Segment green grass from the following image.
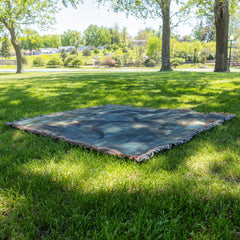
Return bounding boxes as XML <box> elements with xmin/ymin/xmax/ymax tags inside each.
<box><xmin>0</xmin><ymin>71</ymin><xmax>239</xmax><ymax>239</ymax></box>
<box><xmin>0</xmin><ymin>65</ymin><xmax>17</xmax><ymax>69</ymax></box>
<box><xmin>176</xmin><ymin>63</ymin><xmax>215</xmax><ymax>69</ymax></box>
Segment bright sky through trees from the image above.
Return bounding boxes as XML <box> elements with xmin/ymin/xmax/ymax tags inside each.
<box><xmin>40</xmin><ymin>1</ymin><xmax>195</xmax><ymax>37</ymax></box>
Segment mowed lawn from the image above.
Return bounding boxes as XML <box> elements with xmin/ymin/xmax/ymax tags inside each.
<box><xmin>0</xmin><ymin>71</ymin><xmax>239</xmax><ymax>239</ymax></box>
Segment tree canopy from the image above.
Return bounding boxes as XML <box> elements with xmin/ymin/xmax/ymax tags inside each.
<box><xmin>0</xmin><ymin>0</ymin><xmax>59</xmax><ymax>30</ymax></box>
<box><xmin>84</xmin><ymin>25</ymin><xmax>111</xmax><ymax>47</ymax></box>
<box><xmin>0</xmin><ymin>0</ymin><xmax>83</xmax><ymax>73</ymax></box>
<box><xmin>61</xmin><ymin>30</ymin><xmax>83</xmax><ymax>49</ymax></box>
<box><xmin>0</xmin><ymin>36</ymin><xmax>11</xmax><ymax>59</ymax></box>
<box><xmin>229</xmin><ymin>5</ymin><xmax>240</xmax><ymax>40</ymax></box>
<box><xmin>96</xmin><ymin>0</ymin><xmax>184</xmax><ymax>71</ymax></box>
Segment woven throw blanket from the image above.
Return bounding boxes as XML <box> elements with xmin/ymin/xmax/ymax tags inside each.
<box><xmin>5</xmin><ymin>105</ymin><xmax>235</xmax><ymax>162</ymax></box>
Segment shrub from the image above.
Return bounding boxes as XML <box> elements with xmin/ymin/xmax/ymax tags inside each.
<box><xmin>193</xmin><ymin>54</ymin><xmax>199</xmax><ymax>63</ymax></box>
<box><xmin>64</xmin><ymin>56</ymin><xmax>75</xmax><ymax>66</ymax></box>
<box><xmin>147</xmin><ymin>36</ymin><xmax>161</xmax><ymax>62</ymax></box>
<box><xmin>33</xmin><ymin>56</ymin><xmax>45</xmax><ymax>67</ymax></box>
<box><xmin>71</xmin><ymin>57</ymin><xmax>83</xmax><ymax>67</ymax></box>
<box><xmin>82</xmin><ymin>49</ymin><xmax>91</xmax><ymax>57</ymax></box>
<box><xmin>22</xmin><ymin>56</ymin><xmax>28</xmax><ymax>65</ymax></box>
<box><xmin>144</xmin><ymin>58</ymin><xmax>156</xmax><ymax>67</ymax></box>
<box><xmin>123</xmin><ymin>53</ymin><xmax>130</xmax><ymax>67</ymax></box>
<box><xmin>120</xmin><ymin>43</ymin><xmax>126</xmax><ymax>48</ymax></box>
<box><xmin>208</xmin><ymin>54</ymin><xmax>215</xmax><ymax>60</ymax></box>
<box><xmin>170</xmin><ymin>58</ymin><xmax>185</xmax><ymax>65</ymax></box>
<box><xmin>126</xmin><ymin>60</ymin><xmax>134</xmax><ymax>67</ymax></box>
<box><xmin>173</xmin><ymin>50</ymin><xmax>187</xmax><ymax>59</ymax></box>
<box><xmin>60</xmin><ymin>49</ymin><xmax>68</xmax><ymax>60</ymax></box>
<box><xmin>112</xmin><ymin>55</ymin><xmax>123</xmax><ymax>67</ymax></box>
<box><xmin>193</xmin><ymin>49</ymin><xmax>199</xmax><ymax>63</ymax></box>
<box><xmin>200</xmin><ymin>56</ymin><xmax>207</xmax><ymax>64</ymax></box>
<box><xmin>64</xmin><ymin>56</ymin><xmax>83</xmax><ymax>67</ymax></box>
<box><xmin>94</xmin><ymin>48</ymin><xmax>99</xmax><ymax>54</ymax></box>
<box><xmin>171</xmin><ymin>62</ymin><xmax>180</xmax><ymax>68</ymax></box>
<box><xmin>112</xmin><ymin>44</ymin><xmax>119</xmax><ymax>51</ymax></box>
<box><xmin>133</xmin><ymin>58</ymin><xmax>143</xmax><ymax>67</ymax></box>
<box><xmin>102</xmin><ymin>57</ymin><xmax>116</xmax><ymax>67</ymax></box>
<box><xmin>103</xmin><ymin>49</ymin><xmax>108</xmax><ymax>55</ymax></box>
<box><xmin>232</xmin><ymin>48</ymin><xmax>240</xmax><ymax>62</ymax></box>
<box><xmin>122</xmin><ymin>47</ymin><xmax>128</xmax><ymax>53</ymax></box>
<box><xmin>106</xmin><ymin>45</ymin><xmax>112</xmax><ymax>51</ymax></box>
<box><xmin>70</xmin><ymin>48</ymin><xmax>78</xmax><ymax>55</ymax></box>
<box><xmin>114</xmin><ymin>49</ymin><xmax>124</xmax><ymax>55</ymax></box>
<box><xmin>129</xmin><ymin>43</ymin><xmax>134</xmax><ymax>50</ymax></box>
<box><xmin>47</xmin><ymin>57</ymin><xmax>62</xmax><ymax>68</ymax></box>
<box><xmin>94</xmin><ymin>58</ymin><xmax>101</xmax><ymax>66</ymax></box>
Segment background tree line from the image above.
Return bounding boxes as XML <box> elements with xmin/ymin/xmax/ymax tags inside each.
<box><xmin>15</xmin><ymin>25</ymin><xmax>130</xmax><ymax>51</ymax></box>
<box><xmin>0</xmin><ymin>0</ymin><xmax>239</xmax><ymax>73</ymax></box>
<box><xmin>1</xmin><ymin>25</ymin><xmax>240</xmax><ymax>68</ymax></box>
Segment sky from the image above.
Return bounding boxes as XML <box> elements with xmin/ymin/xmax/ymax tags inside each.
<box><xmin>40</xmin><ymin>1</ymin><xmax>195</xmax><ymax>37</ymax></box>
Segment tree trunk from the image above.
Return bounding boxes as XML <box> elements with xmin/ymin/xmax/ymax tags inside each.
<box><xmin>160</xmin><ymin>0</ymin><xmax>172</xmax><ymax>71</ymax></box>
<box><xmin>9</xmin><ymin>27</ymin><xmax>24</xmax><ymax>73</ymax></box>
<box><xmin>214</xmin><ymin>0</ymin><xmax>229</xmax><ymax>72</ymax></box>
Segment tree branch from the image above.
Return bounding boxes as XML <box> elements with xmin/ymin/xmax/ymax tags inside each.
<box><xmin>0</xmin><ymin>17</ymin><xmax>11</xmax><ymax>30</ymax></box>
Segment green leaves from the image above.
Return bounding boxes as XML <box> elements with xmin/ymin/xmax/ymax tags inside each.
<box><xmin>0</xmin><ymin>36</ymin><xmax>11</xmax><ymax>58</ymax></box>
<box><xmin>0</xmin><ymin>0</ymin><xmax>60</xmax><ymax>31</ymax></box>
<box><xmin>84</xmin><ymin>25</ymin><xmax>111</xmax><ymax>47</ymax></box>
<box><xmin>61</xmin><ymin>30</ymin><xmax>83</xmax><ymax>48</ymax></box>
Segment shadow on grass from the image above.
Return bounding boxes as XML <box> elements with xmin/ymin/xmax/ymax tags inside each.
<box><xmin>1</xmin><ymin>71</ymin><xmax>239</xmax><ymax>162</ymax></box>
<box><xmin>1</xmin><ymin>72</ymin><xmax>238</xmax><ymax>115</ymax></box>
<box><xmin>1</xmin><ymin>129</ymin><xmax>240</xmax><ymax>239</ymax></box>
<box><xmin>1</xmin><ymin>71</ymin><xmax>239</xmax><ymax>169</ymax></box>
<box><xmin>1</xmin><ymin>143</ymin><xmax>240</xmax><ymax>239</ymax></box>
<box><xmin>0</xmin><ymin>71</ymin><xmax>240</xmax><ymax>239</ymax></box>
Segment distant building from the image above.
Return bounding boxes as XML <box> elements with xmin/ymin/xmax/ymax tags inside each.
<box><xmin>58</xmin><ymin>46</ymin><xmax>75</xmax><ymax>53</ymax></box>
<box><xmin>97</xmin><ymin>46</ymin><xmax>106</xmax><ymax>50</ymax></box>
<box><xmin>132</xmin><ymin>40</ymin><xmax>147</xmax><ymax>47</ymax></box>
<box><xmin>39</xmin><ymin>48</ymin><xmax>58</xmax><ymax>54</ymax></box>
<box><xmin>24</xmin><ymin>50</ymin><xmax>41</xmax><ymax>55</ymax></box>
<box><xmin>78</xmin><ymin>45</ymin><xmax>89</xmax><ymax>52</ymax></box>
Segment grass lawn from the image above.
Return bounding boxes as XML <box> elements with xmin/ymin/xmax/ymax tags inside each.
<box><xmin>0</xmin><ymin>71</ymin><xmax>239</xmax><ymax>239</ymax></box>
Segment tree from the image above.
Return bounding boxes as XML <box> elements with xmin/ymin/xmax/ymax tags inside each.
<box><xmin>61</xmin><ymin>30</ymin><xmax>83</xmax><ymax>49</ymax></box>
<box><xmin>214</xmin><ymin>0</ymin><xmax>229</xmax><ymax>71</ymax></box>
<box><xmin>109</xmin><ymin>24</ymin><xmax>121</xmax><ymax>45</ymax></box>
<box><xmin>229</xmin><ymin>5</ymin><xmax>240</xmax><ymax>40</ymax></box>
<box><xmin>0</xmin><ymin>0</ymin><xmax>60</xmax><ymax>73</ymax></box>
<box><xmin>40</xmin><ymin>34</ymin><xmax>61</xmax><ymax>48</ymax></box>
<box><xmin>146</xmin><ymin>36</ymin><xmax>162</xmax><ymax>63</ymax></box>
<box><xmin>0</xmin><ymin>0</ymin><xmax>82</xmax><ymax>73</ymax></box>
<box><xmin>188</xmin><ymin>0</ymin><xmax>239</xmax><ymax>72</ymax></box>
<box><xmin>84</xmin><ymin>25</ymin><xmax>111</xmax><ymax>47</ymax></box>
<box><xmin>96</xmin><ymin>0</ymin><xmax>177</xmax><ymax>71</ymax></box>
<box><xmin>134</xmin><ymin>28</ymin><xmax>154</xmax><ymax>45</ymax></box>
<box><xmin>193</xmin><ymin>21</ymin><xmax>215</xmax><ymax>42</ymax></box>
<box><xmin>60</xmin><ymin>49</ymin><xmax>68</xmax><ymax>60</ymax></box>
<box><xmin>121</xmin><ymin>27</ymin><xmax>128</xmax><ymax>44</ymax></box>
<box><xmin>180</xmin><ymin>35</ymin><xmax>193</xmax><ymax>42</ymax></box>
<box><xmin>1</xmin><ymin>36</ymin><xmax>11</xmax><ymax>59</ymax></box>
<box><xmin>20</xmin><ymin>29</ymin><xmax>42</xmax><ymax>51</ymax></box>
<box><xmin>157</xmin><ymin>0</ymin><xmax>172</xmax><ymax>71</ymax></box>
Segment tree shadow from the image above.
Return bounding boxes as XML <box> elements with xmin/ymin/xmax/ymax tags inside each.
<box><xmin>1</xmin><ymin>71</ymin><xmax>240</xmax><ymax>239</ymax></box>
<box><xmin>1</xmin><ymin>150</ymin><xmax>240</xmax><ymax>239</ymax></box>
<box><xmin>1</xmin><ymin>71</ymin><xmax>239</xmax><ymax>168</ymax></box>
